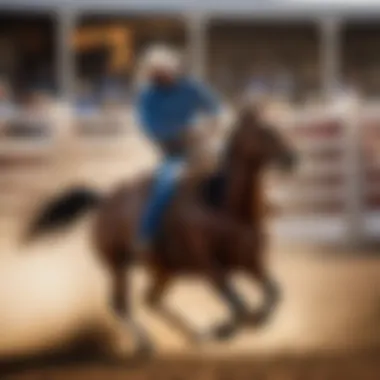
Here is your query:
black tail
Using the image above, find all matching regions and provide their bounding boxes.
[25,186,102,243]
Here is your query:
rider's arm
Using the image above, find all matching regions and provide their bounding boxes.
[137,89,152,130]
[136,87,159,141]
[192,81,221,138]
[193,81,220,115]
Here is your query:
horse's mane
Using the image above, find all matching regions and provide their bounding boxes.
[200,107,259,209]
[220,105,261,167]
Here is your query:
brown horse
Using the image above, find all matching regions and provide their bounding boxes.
[25,106,297,356]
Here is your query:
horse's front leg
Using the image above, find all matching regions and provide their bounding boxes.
[249,269,281,327]
[243,235,282,327]
[144,217,249,343]
[183,209,251,342]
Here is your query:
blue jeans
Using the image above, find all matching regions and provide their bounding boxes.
[138,139,187,243]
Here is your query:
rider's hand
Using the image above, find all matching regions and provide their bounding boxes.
[205,115,220,138]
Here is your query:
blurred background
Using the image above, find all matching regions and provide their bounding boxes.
[1,0,380,379]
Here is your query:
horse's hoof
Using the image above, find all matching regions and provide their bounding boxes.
[190,322,237,344]
[211,322,237,341]
[191,332,208,345]
[137,340,155,356]
[249,310,271,328]
[134,341,155,360]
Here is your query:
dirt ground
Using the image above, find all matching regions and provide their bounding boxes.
[1,139,380,379]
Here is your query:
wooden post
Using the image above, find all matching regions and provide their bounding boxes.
[320,17,341,101]
[57,7,76,104]
[187,12,208,80]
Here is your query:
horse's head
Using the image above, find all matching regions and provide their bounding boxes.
[228,105,297,173]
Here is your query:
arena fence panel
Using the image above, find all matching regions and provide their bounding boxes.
[270,105,366,245]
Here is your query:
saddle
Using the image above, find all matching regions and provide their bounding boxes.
[138,136,224,244]
[138,160,227,242]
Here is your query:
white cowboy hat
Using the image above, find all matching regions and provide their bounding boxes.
[141,45,182,75]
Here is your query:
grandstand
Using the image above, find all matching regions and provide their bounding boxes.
[2,0,380,99]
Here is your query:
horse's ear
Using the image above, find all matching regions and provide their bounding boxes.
[236,103,260,129]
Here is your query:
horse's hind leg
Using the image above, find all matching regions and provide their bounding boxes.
[110,252,154,357]
[255,273,281,326]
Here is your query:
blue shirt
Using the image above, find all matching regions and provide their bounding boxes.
[137,77,219,142]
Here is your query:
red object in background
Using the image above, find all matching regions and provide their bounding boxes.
[289,200,345,215]
[297,174,344,187]
[293,120,342,139]
[366,194,380,210]
[365,168,380,183]
[309,149,343,161]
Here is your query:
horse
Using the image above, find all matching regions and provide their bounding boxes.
[25,106,297,356]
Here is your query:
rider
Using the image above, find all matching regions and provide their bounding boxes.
[136,44,221,252]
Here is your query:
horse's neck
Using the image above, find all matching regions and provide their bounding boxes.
[223,161,264,228]
[250,172,266,228]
